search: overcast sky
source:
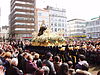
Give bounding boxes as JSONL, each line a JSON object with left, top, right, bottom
{"left": 0, "top": 0, "right": 100, "bottom": 26}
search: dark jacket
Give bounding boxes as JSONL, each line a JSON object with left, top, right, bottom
{"left": 6, "top": 65, "right": 23, "bottom": 75}
{"left": 18, "top": 54, "right": 27, "bottom": 73}
{"left": 25, "top": 60, "right": 38, "bottom": 74}
{"left": 43, "top": 60, "right": 56, "bottom": 75}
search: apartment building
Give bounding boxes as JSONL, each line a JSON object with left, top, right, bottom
{"left": 9, "top": 0, "right": 36, "bottom": 40}
{"left": 45, "top": 6, "right": 67, "bottom": 37}
{"left": 86, "top": 17, "right": 100, "bottom": 38}
{"left": 67, "top": 19, "right": 86, "bottom": 38}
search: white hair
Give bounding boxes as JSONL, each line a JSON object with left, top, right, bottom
{"left": 42, "top": 66, "right": 50, "bottom": 74}
{"left": 11, "top": 58, "right": 18, "bottom": 66}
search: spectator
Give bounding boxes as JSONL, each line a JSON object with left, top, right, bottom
{"left": 53, "top": 56, "right": 62, "bottom": 75}
{"left": 0, "top": 59, "right": 5, "bottom": 75}
{"left": 33, "top": 53, "right": 42, "bottom": 68}
{"left": 3, "top": 52, "right": 11, "bottom": 72}
{"left": 25, "top": 54, "right": 39, "bottom": 74}
{"left": 42, "top": 66, "right": 50, "bottom": 75}
{"left": 58, "top": 63, "right": 69, "bottom": 75}
{"left": 0, "top": 49, "right": 4, "bottom": 62}
{"left": 18, "top": 52, "right": 28, "bottom": 74}
{"left": 75, "top": 54, "right": 89, "bottom": 71}
{"left": 6, "top": 58, "right": 23, "bottom": 75}
{"left": 43, "top": 52, "right": 56, "bottom": 75}
{"left": 68, "top": 61, "right": 75, "bottom": 75}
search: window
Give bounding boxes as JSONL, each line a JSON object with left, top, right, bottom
{"left": 15, "top": 11, "right": 34, "bottom": 15}
{"left": 15, "top": 28, "right": 34, "bottom": 31}
{"left": 62, "top": 23, "right": 64, "bottom": 27}
{"left": 62, "top": 20, "right": 64, "bottom": 22}
{"left": 62, "top": 28, "right": 64, "bottom": 30}
{"left": 55, "top": 28, "right": 57, "bottom": 32}
{"left": 55, "top": 23, "right": 57, "bottom": 26}
{"left": 15, "top": 1, "right": 34, "bottom": 5}
{"left": 58, "top": 28, "right": 61, "bottom": 31}
{"left": 51, "top": 28, "right": 53, "bottom": 32}
{"left": 15, "top": 17, "right": 34, "bottom": 21}
{"left": 59, "top": 19, "right": 61, "bottom": 21}
{"left": 15, "top": 22, "right": 34, "bottom": 25}
{"left": 51, "top": 23, "right": 53, "bottom": 26}
{"left": 58, "top": 23, "right": 61, "bottom": 27}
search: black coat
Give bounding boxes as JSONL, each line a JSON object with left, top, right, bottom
{"left": 6, "top": 65, "right": 23, "bottom": 75}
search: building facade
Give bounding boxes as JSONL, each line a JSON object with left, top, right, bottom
{"left": 86, "top": 17, "right": 100, "bottom": 38}
{"left": 36, "top": 8, "right": 49, "bottom": 31}
{"left": 67, "top": 19, "right": 86, "bottom": 38}
{"left": 45, "top": 6, "right": 67, "bottom": 37}
{"left": 9, "top": 0, "right": 36, "bottom": 40}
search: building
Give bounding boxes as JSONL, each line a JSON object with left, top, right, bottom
{"left": 86, "top": 17, "right": 100, "bottom": 38}
{"left": 9, "top": 0, "right": 36, "bottom": 40}
{"left": 67, "top": 19, "right": 86, "bottom": 38}
{"left": 45, "top": 6, "right": 67, "bottom": 37}
{"left": 36, "top": 8, "right": 49, "bottom": 31}
{"left": 0, "top": 26, "right": 9, "bottom": 41}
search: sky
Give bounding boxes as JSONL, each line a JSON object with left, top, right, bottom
{"left": 0, "top": 0, "right": 100, "bottom": 26}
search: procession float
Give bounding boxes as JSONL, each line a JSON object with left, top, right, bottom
{"left": 31, "top": 21, "right": 66, "bottom": 52}
{"left": 31, "top": 23, "right": 66, "bottom": 47}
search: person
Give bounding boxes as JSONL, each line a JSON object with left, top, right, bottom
{"left": 6, "top": 58, "right": 23, "bottom": 75}
{"left": 43, "top": 52, "right": 56, "bottom": 75}
{"left": 25, "top": 54, "right": 39, "bottom": 75}
{"left": 0, "top": 59, "right": 5, "bottom": 75}
{"left": 75, "top": 54, "right": 89, "bottom": 71}
{"left": 41, "top": 66, "right": 50, "bottom": 75}
{"left": 3, "top": 52, "right": 12, "bottom": 74}
{"left": 68, "top": 61, "right": 75, "bottom": 75}
{"left": 17, "top": 52, "right": 28, "bottom": 74}
{"left": 53, "top": 56, "right": 62, "bottom": 75}
{"left": 33, "top": 53, "right": 42, "bottom": 68}
{"left": 58, "top": 63, "right": 69, "bottom": 75}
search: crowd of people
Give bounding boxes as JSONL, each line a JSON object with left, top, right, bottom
{"left": 0, "top": 39, "right": 100, "bottom": 75}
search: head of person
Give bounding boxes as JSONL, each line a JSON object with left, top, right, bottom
{"left": 11, "top": 58, "right": 18, "bottom": 66}
{"left": 42, "top": 66, "right": 50, "bottom": 75}
{"left": 54, "top": 56, "right": 60, "bottom": 63}
{"left": 3, "top": 52, "right": 12, "bottom": 59}
{"left": 34, "top": 53, "right": 39, "bottom": 60}
{"left": 59, "top": 63, "right": 69, "bottom": 75}
{"left": 68, "top": 61, "right": 73, "bottom": 69}
{"left": 79, "top": 54, "right": 86, "bottom": 61}
{"left": 27, "top": 54, "right": 33, "bottom": 61}
{"left": 46, "top": 52, "right": 53, "bottom": 60}
{"left": 22, "top": 52, "right": 29, "bottom": 59}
